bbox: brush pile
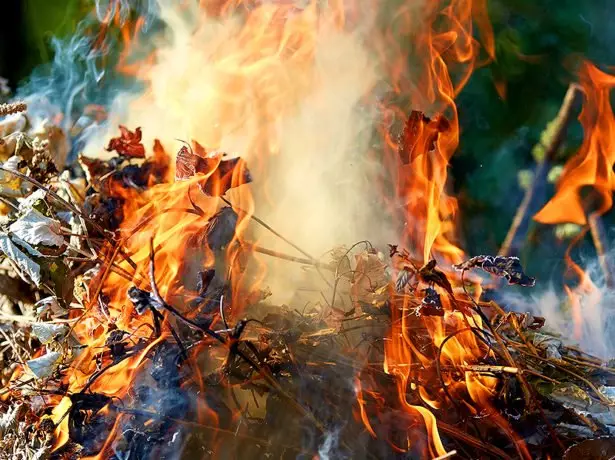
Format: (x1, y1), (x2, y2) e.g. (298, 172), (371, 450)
(0, 108), (613, 460)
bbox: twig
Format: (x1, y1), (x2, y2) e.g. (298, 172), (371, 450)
(0, 326), (28, 363)
(436, 421), (509, 459)
(219, 195), (332, 288)
(462, 364), (518, 374)
(499, 83), (582, 257)
(246, 243), (333, 270)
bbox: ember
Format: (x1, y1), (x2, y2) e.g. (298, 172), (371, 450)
(0, 1), (615, 460)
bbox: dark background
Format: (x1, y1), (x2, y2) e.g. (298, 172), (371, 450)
(2, 0), (615, 282)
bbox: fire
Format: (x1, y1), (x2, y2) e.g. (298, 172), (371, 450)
(380, 0), (494, 266)
(535, 61), (615, 226)
(1, 0), (538, 457)
(353, 0), (528, 456)
(534, 61), (615, 350)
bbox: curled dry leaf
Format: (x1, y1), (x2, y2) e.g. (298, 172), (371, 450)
(533, 333), (563, 360)
(26, 351), (61, 379)
(453, 255), (535, 287)
(106, 125), (146, 158)
(9, 209), (65, 248)
(35, 296), (67, 318)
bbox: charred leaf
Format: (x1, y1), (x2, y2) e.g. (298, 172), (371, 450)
(128, 286), (162, 314)
(453, 255), (535, 287)
(418, 259), (454, 295)
(419, 287), (444, 317)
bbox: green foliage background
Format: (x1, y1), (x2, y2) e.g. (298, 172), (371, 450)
(7, 0), (615, 282)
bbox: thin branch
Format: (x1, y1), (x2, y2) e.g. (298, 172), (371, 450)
(499, 83), (582, 257)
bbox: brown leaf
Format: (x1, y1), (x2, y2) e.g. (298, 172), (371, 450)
(175, 145), (252, 196)
(105, 125), (145, 158)
(398, 111), (450, 164)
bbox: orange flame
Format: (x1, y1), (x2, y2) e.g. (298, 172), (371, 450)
(358, 0), (531, 457)
(535, 61), (615, 225)
(380, 0), (494, 265)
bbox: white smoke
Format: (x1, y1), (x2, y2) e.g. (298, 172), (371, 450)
(502, 250), (615, 359)
(83, 0), (398, 302)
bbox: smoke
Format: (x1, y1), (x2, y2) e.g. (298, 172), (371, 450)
(77, 0), (399, 302)
(317, 427), (344, 460)
(501, 248), (615, 359)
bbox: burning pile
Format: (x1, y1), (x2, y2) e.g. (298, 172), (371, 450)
(1, 0), (615, 459)
(0, 114), (612, 459)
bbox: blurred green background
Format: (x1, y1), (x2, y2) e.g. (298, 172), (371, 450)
(2, 0), (614, 282)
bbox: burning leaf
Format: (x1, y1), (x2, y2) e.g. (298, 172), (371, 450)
(453, 255), (535, 287)
(204, 206), (238, 250)
(31, 323), (68, 344)
(175, 145), (252, 196)
(26, 352), (61, 379)
(9, 209), (64, 248)
(419, 287), (444, 317)
(398, 111), (451, 164)
(0, 233), (41, 285)
(418, 259), (454, 295)
(105, 125), (145, 158)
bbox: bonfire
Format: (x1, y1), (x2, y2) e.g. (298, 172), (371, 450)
(0, 1), (615, 460)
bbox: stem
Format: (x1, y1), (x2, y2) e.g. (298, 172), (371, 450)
(499, 84), (582, 257)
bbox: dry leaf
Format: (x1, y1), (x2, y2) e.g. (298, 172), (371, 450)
(9, 209), (64, 248)
(26, 352), (61, 379)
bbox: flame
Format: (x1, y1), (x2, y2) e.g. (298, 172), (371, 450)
(380, 0), (494, 265)
(3, 0), (532, 456)
(357, 0), (531, 456)
(535, 61), (615, 225)
(534, 61), (615, 354)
